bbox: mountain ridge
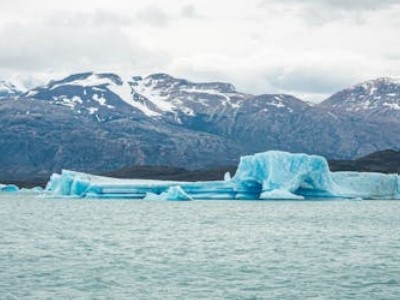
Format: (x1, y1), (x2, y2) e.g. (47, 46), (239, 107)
(321, 76), (400, 122)
(0, 72), (399, 180)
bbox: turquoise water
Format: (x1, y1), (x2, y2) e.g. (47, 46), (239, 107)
(1, 196), (400, 299)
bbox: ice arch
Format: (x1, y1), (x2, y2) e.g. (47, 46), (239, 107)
(232, 151), (337, 199)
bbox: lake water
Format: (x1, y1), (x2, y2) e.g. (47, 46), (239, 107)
(1, 195), (400, 299)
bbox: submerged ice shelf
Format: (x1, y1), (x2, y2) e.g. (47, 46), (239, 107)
(44, 151), (400, 200)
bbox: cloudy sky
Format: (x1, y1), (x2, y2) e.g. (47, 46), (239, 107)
(1, 0), (400, 101)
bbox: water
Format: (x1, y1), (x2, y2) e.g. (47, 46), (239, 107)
(1, 196), (400, 299)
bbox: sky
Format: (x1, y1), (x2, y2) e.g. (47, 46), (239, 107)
(1, 0), (400, 102)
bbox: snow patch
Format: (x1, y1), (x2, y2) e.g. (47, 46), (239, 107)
(55, 95), (83, 108)
(369, 87), (377, 95)
(87, 107), (99, 114)
(107, 79), (161, 117)
(180, 87), (237, 108)
(134, 79), (176, 113)
(387, 93), (397, 97)
(51, 73), (113, 89)
(383, 102), (400, 110)
(92, 94), (114, 109)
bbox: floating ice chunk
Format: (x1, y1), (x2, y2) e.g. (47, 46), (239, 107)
(144, 186), (192, 201)
(224, 172), (231, 181)
(0, 184), (19, 192)
(0, 183), (44, 194)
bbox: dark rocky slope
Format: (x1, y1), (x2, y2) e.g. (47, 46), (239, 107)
(1, 73), (400, 182)
(329, 149), (400, 173)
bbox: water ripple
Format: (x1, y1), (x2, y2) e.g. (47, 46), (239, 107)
(1, 196), (400, 299)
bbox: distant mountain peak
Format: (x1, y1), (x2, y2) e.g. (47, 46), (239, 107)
(373, 76), (400, 84)
(0, 80), (23, 100)
(346, 76), (400, 92)
(322, 76), (400, 118)
(46, 72), (124, 89)
(140, 73), (237, 93)
(146, 73), (176, 81)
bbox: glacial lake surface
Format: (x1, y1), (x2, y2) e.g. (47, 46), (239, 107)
(1, 195), (400, 299)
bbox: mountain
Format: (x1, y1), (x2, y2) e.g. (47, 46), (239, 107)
(0, 81), (23, 100)
(321, 77), (400, 122)
(329, 149), (400, 173)
(0, 73), (245, 181)
(126, 73), (400, 158)
(0, 97), (242, 181)
(1, 72), (400, 181)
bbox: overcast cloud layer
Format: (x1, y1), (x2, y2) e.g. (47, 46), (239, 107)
(1, 0), (400, 101)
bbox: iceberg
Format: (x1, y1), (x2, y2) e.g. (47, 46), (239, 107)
(19, 186), (44, 194)
(0, 184), (19, 193)
(232, 151), (336, 200)
(144, 186), (193, 201)
(44, 151), (400, 200)
(45, 170), (234, 200)
(331, 172), (400, 200)
(0, 183), (45, 195)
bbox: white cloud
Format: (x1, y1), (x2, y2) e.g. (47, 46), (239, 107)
(136, 5), (171, 27)
(259, 0), (400, 25)
(0, 0), (399, 101)
(180, 4), (203, 19)
(0, 18), (168, 70)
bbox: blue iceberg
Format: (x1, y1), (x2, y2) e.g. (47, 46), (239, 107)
(232, 151), (335, 200)
(46, 170), (234, 200)
(144, 186), (193, 201)
(45, 151), (400, 200)
(0, 184), (19, 193)
(0, 184), (45, 194)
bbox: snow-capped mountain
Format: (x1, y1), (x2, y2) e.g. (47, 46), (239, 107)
(321, 77), (400, 121)
(0, 81), (23, 100)
(130, 73), (246, 119)
(24, 71), (242, 117)
(1, 72), (400, 181)
(22, 72), (305, 124)
(22, 72), (144, 122)
(19, 72), (329, 153)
